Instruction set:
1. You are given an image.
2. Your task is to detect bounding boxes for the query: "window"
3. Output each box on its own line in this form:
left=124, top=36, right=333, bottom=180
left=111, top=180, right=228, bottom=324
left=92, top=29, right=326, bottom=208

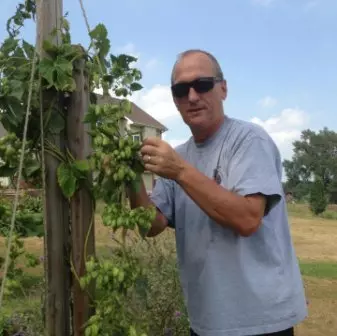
left=132, top=134, right=141, bottom=143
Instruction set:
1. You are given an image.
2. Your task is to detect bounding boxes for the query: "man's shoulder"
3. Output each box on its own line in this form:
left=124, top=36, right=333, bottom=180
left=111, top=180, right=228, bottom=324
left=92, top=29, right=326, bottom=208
left=228, top=117, right=279, bottom=154
left=229, top=117, right=273, bottom=141
left=172, top=137, right=192, bottom=155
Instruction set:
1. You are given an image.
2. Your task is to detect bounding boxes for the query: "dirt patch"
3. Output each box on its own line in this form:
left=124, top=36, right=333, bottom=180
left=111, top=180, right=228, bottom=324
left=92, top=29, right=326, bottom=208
left=290, top=217, right=337, bottom=262
left=295, top=277, right=337, bottom=336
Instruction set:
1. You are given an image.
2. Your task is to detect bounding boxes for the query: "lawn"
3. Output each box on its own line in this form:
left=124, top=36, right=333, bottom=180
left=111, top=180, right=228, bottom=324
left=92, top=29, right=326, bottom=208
left=1, top=203, right=337, bottom=335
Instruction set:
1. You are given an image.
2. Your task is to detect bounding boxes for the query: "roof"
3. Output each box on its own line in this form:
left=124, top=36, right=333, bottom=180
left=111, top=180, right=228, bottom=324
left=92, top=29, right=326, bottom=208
left=96, top=94, right=168, bottom=132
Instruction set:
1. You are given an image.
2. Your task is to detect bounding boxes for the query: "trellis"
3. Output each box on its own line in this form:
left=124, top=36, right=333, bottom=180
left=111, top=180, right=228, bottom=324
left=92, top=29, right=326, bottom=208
left=0, top=0, right=94, bottom=335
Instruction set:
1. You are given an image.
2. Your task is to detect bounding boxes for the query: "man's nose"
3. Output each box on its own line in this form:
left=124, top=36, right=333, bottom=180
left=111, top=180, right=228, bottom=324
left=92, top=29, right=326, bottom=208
left=188, top=87, right=200, bottom=103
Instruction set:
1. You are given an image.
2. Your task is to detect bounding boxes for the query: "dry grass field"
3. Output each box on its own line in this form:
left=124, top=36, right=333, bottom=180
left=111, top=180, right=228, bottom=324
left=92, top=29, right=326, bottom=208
left=290, top=215, right=337, bottom=336
left=1, top=203, right=337, bottom=335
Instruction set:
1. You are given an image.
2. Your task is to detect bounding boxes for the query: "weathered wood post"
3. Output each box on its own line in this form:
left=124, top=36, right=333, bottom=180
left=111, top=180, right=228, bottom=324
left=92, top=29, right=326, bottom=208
left=67, top=46, right=95, bottom=336
left=36, top=0, right=71, bottom=335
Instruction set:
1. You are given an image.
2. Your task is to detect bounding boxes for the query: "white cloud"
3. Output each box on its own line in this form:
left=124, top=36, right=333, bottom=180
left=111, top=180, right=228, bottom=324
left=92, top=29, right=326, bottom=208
left=166, top=137, right=189, bottom=149
left=129, top=84, right=178, bottom=121
left=258, top=96, right=277, bottom=108
left=251, top=108, right=309, bottom=159
left=115, top=42, right=139, bottom=58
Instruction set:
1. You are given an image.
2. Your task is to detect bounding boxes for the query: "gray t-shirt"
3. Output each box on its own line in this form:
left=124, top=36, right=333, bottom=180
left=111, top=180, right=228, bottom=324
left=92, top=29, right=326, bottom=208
left=150, top=117, right=308, bottom=336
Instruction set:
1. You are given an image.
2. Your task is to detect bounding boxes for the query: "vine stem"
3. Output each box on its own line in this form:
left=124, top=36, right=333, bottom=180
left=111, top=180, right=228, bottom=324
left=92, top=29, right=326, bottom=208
left=78, top=0, right=104, bottom=76
left=0, top=33, right=38, bottom=309
left=39, top=62, right=48, bottom=330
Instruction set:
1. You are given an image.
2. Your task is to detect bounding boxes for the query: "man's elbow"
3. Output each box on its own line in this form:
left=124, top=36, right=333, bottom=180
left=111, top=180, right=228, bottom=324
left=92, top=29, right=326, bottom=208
left=237, top=216, right=262, bottom=237
left=146, top=212, right=168, bottom=237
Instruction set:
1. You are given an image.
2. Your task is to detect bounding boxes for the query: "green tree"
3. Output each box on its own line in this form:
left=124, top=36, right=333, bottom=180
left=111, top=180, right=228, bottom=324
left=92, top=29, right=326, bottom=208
left=309, top=178, right=328, bottom=215
left=283, top=128, right=337, bottom=203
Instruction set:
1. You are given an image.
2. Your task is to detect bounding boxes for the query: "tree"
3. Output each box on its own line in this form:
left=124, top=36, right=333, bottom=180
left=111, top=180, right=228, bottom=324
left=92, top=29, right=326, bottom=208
left=309, top=178, right=328, bottom=215
left=283, top=128, right=337, bottom=203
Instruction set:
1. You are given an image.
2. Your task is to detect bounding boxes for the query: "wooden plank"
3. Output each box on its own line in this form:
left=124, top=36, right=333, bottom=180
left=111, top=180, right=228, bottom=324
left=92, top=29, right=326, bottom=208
left=36, top=1, right=71, bottom=335
left=67, top=48, right=95, bottom=336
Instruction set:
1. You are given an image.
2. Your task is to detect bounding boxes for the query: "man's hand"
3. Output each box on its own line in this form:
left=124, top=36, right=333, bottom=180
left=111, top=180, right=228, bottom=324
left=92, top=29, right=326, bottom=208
left=140, top=137, right=187, bottom=180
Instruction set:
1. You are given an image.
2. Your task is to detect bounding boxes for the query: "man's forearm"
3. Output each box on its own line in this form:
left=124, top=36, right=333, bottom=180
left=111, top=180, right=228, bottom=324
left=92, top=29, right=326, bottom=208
left=176, top=163, right=265, bottom=237
left=127, top=180, right=168, bottom=237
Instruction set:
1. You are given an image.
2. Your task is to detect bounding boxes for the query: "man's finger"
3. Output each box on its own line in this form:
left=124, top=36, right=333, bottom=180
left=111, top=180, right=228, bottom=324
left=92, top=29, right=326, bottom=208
left=140, top=145, right=158, bottom=156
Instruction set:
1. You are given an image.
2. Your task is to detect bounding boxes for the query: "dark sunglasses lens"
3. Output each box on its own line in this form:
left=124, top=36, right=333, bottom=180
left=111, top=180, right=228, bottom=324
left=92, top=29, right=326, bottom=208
left=172, top=83, right=189, bottom=98
left=194, top=79, right=214, bottom=93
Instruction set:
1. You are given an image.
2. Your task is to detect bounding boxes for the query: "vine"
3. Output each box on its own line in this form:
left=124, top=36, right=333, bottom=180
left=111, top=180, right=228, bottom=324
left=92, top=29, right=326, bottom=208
left=0, top=1, right=156, bottom=335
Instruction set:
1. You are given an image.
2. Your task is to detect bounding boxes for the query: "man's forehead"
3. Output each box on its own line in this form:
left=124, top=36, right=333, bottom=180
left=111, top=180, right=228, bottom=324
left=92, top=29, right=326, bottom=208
left=173, top=53, right=215, bottom=81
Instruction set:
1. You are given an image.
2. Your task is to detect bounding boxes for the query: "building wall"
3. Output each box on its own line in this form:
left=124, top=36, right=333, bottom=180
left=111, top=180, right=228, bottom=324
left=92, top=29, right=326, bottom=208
left=128, top=124, right=162, bottom=193
left=143, top=126, right=157, bottom=139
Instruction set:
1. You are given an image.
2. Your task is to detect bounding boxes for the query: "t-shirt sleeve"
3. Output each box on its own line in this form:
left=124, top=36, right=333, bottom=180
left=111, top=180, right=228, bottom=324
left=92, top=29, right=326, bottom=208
left=150, top=177, right=175, bottom=228
left=227, top=135, right=284, bottom=215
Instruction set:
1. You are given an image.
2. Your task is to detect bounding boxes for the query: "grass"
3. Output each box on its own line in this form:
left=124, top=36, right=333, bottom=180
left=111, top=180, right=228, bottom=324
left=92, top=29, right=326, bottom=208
left=299, top=262, right=337, bottom=280
left=1, top=203, right=337, bottom=335
left=288, top=203, right=337, bottom=220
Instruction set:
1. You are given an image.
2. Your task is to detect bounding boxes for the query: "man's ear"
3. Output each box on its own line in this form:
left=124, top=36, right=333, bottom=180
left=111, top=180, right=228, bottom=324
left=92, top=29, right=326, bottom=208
left=221, top=80, right=227, bottom=100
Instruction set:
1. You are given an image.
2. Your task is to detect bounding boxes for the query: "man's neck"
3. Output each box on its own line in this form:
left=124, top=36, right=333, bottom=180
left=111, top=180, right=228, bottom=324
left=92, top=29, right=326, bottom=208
left=192, top=115, right=226, bottom=143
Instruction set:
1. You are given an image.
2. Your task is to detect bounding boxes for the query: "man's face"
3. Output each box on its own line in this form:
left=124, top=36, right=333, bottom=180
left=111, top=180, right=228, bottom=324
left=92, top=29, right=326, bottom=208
left=171, top=53, right=227, bottom=132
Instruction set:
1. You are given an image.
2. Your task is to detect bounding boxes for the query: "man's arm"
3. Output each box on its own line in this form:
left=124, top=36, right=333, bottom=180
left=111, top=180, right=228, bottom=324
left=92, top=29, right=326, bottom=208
left=127, top=179, right=169, bottom=237
left=141, top=135, right=282, bottom=237
left=176, top=165, right=266, bottom=237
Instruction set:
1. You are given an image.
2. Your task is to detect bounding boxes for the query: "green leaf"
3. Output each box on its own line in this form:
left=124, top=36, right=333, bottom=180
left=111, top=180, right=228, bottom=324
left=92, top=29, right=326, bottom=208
left=57, top=162, right=77, bottom=199
left=130, top=82, right=143, bottom=92
left=8, top=79, right=25, bottom=101
left=117, top=54, right=137, bottom=68
left=22, top=40, right=34, bottom=59
left=89, top=23, right=110, bottom=58
left=24, top=160, right=40, bottom=177
left=39, top=58, right=55, bottom=88
left=42, top=40, right=58, bottom=56
left=114, top=88, right=128, bottom=97
left=1, top=37, right=19, bottom=55
left=73, top=160, right=90, bottom=173
left=0, top=164, right=16, bottom=177
left=48, top=112, right=65, bottom=133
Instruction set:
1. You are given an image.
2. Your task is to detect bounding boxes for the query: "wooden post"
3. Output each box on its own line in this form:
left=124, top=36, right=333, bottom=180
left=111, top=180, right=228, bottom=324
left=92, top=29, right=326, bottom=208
left=67, top=47, right=95, bottom=335
left=36, top=1, right=71, bottom=335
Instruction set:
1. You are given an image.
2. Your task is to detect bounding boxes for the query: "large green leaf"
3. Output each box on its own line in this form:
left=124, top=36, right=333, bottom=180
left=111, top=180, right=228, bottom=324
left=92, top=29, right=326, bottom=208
left=73, top=159, right=90, bottom=174
left=57, top=162, right=77, bottom=199
left=130, top=82, right=142, bottom=92
left=39, top=58, right=55, bottom=88
left=8, top=79, right=25, bottom=101
left=24, top=159, right=40, bottom=177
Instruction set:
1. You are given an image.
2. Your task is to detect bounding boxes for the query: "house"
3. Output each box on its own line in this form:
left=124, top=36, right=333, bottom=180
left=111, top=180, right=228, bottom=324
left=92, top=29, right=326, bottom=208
left=96, top=94, right=168, bottom=194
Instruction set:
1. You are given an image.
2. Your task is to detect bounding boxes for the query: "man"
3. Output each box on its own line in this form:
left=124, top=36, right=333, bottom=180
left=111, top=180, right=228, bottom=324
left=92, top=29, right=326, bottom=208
left=128, top=49, right=308, bottom=336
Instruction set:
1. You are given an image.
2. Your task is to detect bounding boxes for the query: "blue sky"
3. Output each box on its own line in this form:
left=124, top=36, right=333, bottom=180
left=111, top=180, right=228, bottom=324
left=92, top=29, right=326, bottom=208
left=1, top=0, right=336, bottom=161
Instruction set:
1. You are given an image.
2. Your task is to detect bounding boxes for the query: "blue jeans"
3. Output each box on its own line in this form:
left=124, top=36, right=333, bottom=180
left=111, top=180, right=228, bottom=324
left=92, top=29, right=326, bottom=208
left=190, top=327, right=294, bottom=336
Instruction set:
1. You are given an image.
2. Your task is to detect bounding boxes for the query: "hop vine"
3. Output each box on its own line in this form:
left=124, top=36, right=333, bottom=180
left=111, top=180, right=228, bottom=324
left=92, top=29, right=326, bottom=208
left=0, top=1, right=156, bottom=335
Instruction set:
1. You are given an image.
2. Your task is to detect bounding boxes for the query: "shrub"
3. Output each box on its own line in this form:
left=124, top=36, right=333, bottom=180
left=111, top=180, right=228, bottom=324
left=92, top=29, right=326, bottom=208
left=309, top=178, right=328, bottom=215
left=0, top=194, right=43, bottom=238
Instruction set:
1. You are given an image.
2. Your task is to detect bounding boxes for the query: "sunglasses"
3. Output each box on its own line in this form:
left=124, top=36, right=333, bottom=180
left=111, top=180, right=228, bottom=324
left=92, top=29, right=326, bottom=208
left=171, top=76, right=223, bottom=98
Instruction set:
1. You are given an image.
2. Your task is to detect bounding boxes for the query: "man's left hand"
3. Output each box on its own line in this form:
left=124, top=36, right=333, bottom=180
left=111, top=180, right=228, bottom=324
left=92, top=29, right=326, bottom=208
left=140, top=137, right=187, bottom=180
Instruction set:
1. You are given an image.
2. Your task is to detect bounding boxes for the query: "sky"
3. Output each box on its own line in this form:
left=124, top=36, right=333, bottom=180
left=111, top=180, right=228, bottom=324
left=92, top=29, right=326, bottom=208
left=1, top=0, right=337, bottom=167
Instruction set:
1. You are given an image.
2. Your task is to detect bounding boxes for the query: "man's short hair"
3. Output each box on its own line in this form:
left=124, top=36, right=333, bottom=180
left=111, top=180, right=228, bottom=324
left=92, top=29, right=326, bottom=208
left=171, top=49, right=224, bottom=84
